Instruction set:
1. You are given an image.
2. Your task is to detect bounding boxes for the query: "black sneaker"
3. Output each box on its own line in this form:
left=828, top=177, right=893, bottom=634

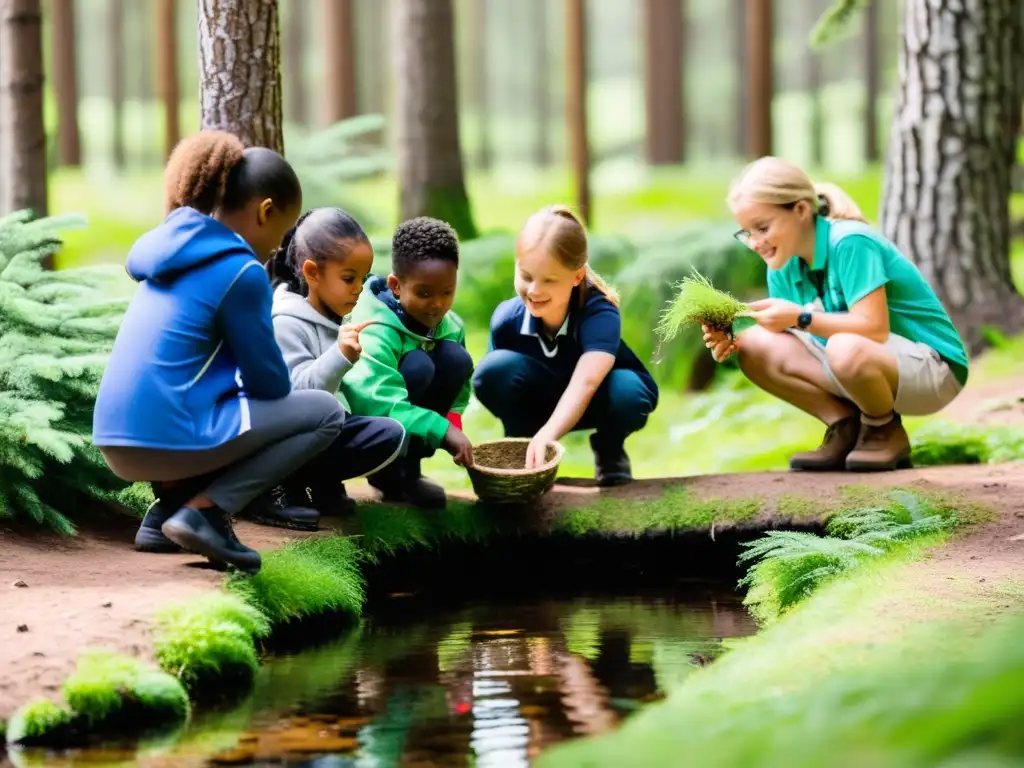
left=134, top=481, right=196, bottom=553
left=367, top=460, right=408, bottom=504
left=404, top=458, right=447, bottom=509
left=310, top=481, right=358, bottom=517
left=590, top=433, right=633, bottom=487
left=160, top=506, right=262, bottom=574
left=242, top=484, right=320, bottom=531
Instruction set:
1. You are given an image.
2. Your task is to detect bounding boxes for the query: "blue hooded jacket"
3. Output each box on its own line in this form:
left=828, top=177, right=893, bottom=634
left=93, top=207, right=292, bottom=450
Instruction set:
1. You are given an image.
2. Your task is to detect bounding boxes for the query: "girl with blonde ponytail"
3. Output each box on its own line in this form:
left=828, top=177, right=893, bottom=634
left=711, top=156, right=968, bottom=473
left=472, top=205, right=658, bottom=486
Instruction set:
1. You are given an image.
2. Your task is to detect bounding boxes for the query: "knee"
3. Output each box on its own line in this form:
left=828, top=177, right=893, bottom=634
left=383, top=418, right=408, bottom=453
left=434, top=340, right=474, bottom=382
left=305, top=389, right=345, bottom=437
left=825, top=333, right=874, bottom=382
left=735, top=326, right=778, bottom=370
left=472, top=350, right=528, bottom=407
left=399, top=348, right=435, bottom=396
left=604, top=371, right=656, bottom=434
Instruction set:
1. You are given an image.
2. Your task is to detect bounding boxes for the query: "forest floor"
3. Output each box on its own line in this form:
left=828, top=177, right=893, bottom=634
left=2, top=380, right=1024, bottom=724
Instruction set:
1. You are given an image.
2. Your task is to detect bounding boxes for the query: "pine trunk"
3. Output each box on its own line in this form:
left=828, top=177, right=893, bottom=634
left=50, top=0, right=81, bottom=167
left=643, top=0, right=684, bottom=165
left=881, top=0, right=1024, bottom=353
left=804, top=0, right=823, bottom=167
left=564, top=0, right=591, bottom=226
left=323, top=0, right=357, bottom=124
left=108, top=0, right=125, bottom=168
left=529, top=0, right=551, bottom=167
left=393, top=0, right=477, bottom=239
left=198, top=0, right=285, bottom=153
left=155, top=0, right=180, bottom=159
left=467, top=0, right=491, bottom=170
left=745, top=0, right=773, bottom=157
left=732, top=0, right=747, bottom=156
left=863, top=0, right=879, bottom=163
left=0, top=0, right=48, bottom=220
left=283, top=0, right=307, bottom=125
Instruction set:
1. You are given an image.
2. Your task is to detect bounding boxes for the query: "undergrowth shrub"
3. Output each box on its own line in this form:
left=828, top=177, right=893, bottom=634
left=739, top=491, right=958, bottom=624
left=226, top=535, right=366, bottom=626
left=910, top=421, right=1024, bottom=466
left=153, top=592, right=270, bottom=693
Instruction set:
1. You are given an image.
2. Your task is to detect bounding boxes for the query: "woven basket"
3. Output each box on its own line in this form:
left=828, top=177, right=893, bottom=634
left=467, top=438, right=565, bottom=505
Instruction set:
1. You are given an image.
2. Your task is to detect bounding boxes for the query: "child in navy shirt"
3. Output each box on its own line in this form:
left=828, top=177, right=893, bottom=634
left=472, top=206, right=658, bottom=486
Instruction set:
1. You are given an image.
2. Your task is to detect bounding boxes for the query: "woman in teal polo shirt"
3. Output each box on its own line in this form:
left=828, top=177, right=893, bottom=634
left=705, top=156, right=968, bottom=472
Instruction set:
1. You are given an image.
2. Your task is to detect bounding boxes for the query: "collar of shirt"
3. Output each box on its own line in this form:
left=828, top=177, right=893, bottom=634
left=520, top=308, right=570, bottom=358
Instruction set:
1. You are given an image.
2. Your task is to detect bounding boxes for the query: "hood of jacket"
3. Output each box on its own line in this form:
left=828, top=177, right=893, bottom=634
left=125, top=207, right=254, bottom=284
left=271, top=283, right=343, bottom=331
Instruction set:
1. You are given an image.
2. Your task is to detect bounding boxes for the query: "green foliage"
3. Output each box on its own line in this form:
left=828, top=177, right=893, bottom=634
left=656, top=269, right=749, bottom=341
left=62, top=650, right=189, bottom=727
left=809, top=0, right=871, bottom=48
left=153, top=592, right=271, bottom=693
left=5, top=698, right=73, bottom=745
left=0, top=210, right=134, bottom=534
left=226, top=535, right=367, bottom=627
left=910, top=421, right=1024, bottom=467
left=739, top=491, right=957, bottom=624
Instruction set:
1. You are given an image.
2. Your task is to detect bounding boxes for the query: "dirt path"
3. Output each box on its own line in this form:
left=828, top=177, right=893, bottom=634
left=3, top=462, right=1023, bottom=723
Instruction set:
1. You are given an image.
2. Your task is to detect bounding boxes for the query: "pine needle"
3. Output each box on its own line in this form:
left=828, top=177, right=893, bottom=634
left=656, top=270, right=748, bottom=343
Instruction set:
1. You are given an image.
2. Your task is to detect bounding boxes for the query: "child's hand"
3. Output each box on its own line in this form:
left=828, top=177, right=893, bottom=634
left=525, top=430, right=557, bottom=469
left=737, top=299, right=802, bottom=333
left=338, top=320, right=375, bottom=364
left=702, top=324, right=738, bottom=363
left=443, top=425, right=474, bottom=468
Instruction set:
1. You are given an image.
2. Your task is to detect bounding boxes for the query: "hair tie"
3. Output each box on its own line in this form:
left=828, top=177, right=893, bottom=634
left=817, top=193, right=831, bottom=217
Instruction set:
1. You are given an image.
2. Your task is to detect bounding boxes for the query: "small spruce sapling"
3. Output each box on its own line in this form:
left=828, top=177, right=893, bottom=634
left=0, top=210, right=145, bottom=535
left=655, top=270, right=749, bottom=343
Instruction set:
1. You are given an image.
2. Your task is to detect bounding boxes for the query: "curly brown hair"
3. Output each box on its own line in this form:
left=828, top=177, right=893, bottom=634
left=391, top=216, right=460, bottom=277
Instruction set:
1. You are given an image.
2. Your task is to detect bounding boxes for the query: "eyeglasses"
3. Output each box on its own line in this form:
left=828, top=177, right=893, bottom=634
left=733, top=229, right=757, bottom=250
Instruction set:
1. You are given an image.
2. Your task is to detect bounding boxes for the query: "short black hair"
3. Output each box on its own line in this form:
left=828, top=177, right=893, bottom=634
left=267, top=207, right=369, bottom=295
left=391, top=217, right=459, bottom=277
left=163, top=131, right=301, bottom=217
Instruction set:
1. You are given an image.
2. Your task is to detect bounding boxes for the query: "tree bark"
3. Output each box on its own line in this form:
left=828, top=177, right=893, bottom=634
left=283, top=0, right=307, bottom=125
left=467, top=0, right=491, bottom=170
left=393, top=0, right=477, bottom=239
left=805, top=0, right=823, bottom=167
left=323, top=0, right=357, bottom=124
left=733, top=0, right=747, bottom=156
left=530, top=0, right=551, bottom=167
left=155, top=0, right=180, bottom=159
left=564, top=0, right=591, bottom=226
left=863, top=0, right=880, bottom=163
left=198, top=0, right=285, bottom=153
left=108, top=0, right=125, bottom=168
left=745, top=0, right=773, bottom=157
left=643, top=0, right=684, bottom=165
left=49, top=0, right=81, bottom=167
left=881, top=0, right=1024, bottom=353
left=0, top=0, right=48, bottom=219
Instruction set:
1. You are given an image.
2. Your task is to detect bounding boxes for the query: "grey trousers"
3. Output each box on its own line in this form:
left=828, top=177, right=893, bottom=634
left=100, top=389, right=345, bottom=513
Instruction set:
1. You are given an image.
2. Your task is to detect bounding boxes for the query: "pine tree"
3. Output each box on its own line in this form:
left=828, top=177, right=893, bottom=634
left=0, top=211, right=141, bottom=535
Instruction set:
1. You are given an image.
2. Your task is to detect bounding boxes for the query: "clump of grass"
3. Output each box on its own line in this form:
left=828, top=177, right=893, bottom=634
left=226, top=535, right=366, bottom=627
left=62, top=650, right=189, bottom=728
left=656, top=270, right=749, bottom=341
left=153, top=592, right=270, bottom=693
left=5, top=698, right=74, bottom=746
left=911, top=421, right=1024, bottom=467
left=740, top=491, right=958, bottom=625
left=356, top=500, right=498, bottom=560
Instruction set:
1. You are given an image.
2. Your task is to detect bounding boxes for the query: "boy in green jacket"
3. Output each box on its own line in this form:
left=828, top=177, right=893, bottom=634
left=341, top=217, right=474, bottom=509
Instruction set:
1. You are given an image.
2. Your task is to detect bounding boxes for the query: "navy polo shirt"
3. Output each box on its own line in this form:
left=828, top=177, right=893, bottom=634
left=487, top=286, right=655, bottom=388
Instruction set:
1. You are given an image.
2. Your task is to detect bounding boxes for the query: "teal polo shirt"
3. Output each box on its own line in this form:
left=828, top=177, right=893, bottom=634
left=766, top=217, right=969, bottom=386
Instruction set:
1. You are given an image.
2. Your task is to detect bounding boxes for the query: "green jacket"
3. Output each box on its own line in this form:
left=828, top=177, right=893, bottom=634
left=340, top=277, right=472, bottom=449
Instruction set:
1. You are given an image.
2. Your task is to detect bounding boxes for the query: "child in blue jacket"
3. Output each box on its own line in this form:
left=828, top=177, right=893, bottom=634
left=92, top=131, right=344, bottom=574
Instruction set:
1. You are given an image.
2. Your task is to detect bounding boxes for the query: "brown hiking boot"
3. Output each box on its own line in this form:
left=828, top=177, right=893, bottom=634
left=845, top=415, right=912, bottom=472
left=789, top=415, right=861, bottom=471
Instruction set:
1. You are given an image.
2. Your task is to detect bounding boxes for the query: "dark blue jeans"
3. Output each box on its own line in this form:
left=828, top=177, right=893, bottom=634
left=472, top=349, right=658, bottom=445
left=399, top=340, right=474, bottom=458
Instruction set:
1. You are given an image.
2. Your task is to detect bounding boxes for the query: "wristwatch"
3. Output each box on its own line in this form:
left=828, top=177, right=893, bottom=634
left=796, top=311, right=813, bottom=330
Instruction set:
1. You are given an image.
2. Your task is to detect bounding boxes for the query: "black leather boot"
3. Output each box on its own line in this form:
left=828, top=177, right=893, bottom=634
left=590, top=432, right=633, bottom=487
left=161, top=506, right=262, bottom=574
left=241, top=483, right=320, bottom=531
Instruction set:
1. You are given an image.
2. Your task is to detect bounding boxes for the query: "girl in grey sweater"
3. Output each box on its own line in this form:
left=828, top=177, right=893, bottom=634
left=244, top=208, right=406, bottom=529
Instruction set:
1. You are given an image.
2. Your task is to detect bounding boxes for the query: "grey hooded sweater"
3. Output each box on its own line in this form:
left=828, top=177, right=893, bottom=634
left=271, top=283, right=353, bottom=410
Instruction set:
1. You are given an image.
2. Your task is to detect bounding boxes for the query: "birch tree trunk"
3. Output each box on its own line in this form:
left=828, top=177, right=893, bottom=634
left=0, top=0, right=48, bottom=219
left=198, top=0, right=285, bottom=153
left=880, top=0, right=1024, bottom=352
left=393, top=0, right=477, bottom=239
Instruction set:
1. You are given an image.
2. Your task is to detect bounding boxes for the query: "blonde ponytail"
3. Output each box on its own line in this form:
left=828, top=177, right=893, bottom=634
left=728, top=156, right=870, bottom=224
left=517, top=205, right=620, bottom=307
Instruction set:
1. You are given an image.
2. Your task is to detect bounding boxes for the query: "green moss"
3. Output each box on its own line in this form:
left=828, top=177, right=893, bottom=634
left=354, top=500, right=497, bottom=558
left=5, top=698, right=74, bottom=745
left=773, top=493, right=826, bottom=521
left=911, top=421, right=1024, bottom=467
left=62, top=650, right=189, bottom=727
left=656, top=269, right=749, bottom=339
left=553, top=487, right=763, bottom=537
left=226, top=535, right=366, bottom=626
left=153, top=592, right=270, bottom=693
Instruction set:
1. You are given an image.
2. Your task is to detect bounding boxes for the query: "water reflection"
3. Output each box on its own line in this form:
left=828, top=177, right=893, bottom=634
left=8, top=587, right=755, bottom=767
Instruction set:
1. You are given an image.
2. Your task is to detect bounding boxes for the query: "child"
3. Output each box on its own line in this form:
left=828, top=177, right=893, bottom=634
left=92, top=131, right=345, bottom=574
left=339, top=217, right=475, bottom=509
left=710, top=156, right=969, bottom=471
left=472, top=206, right=659, bottom=486
left=250, top=207, right=407, bottom=526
